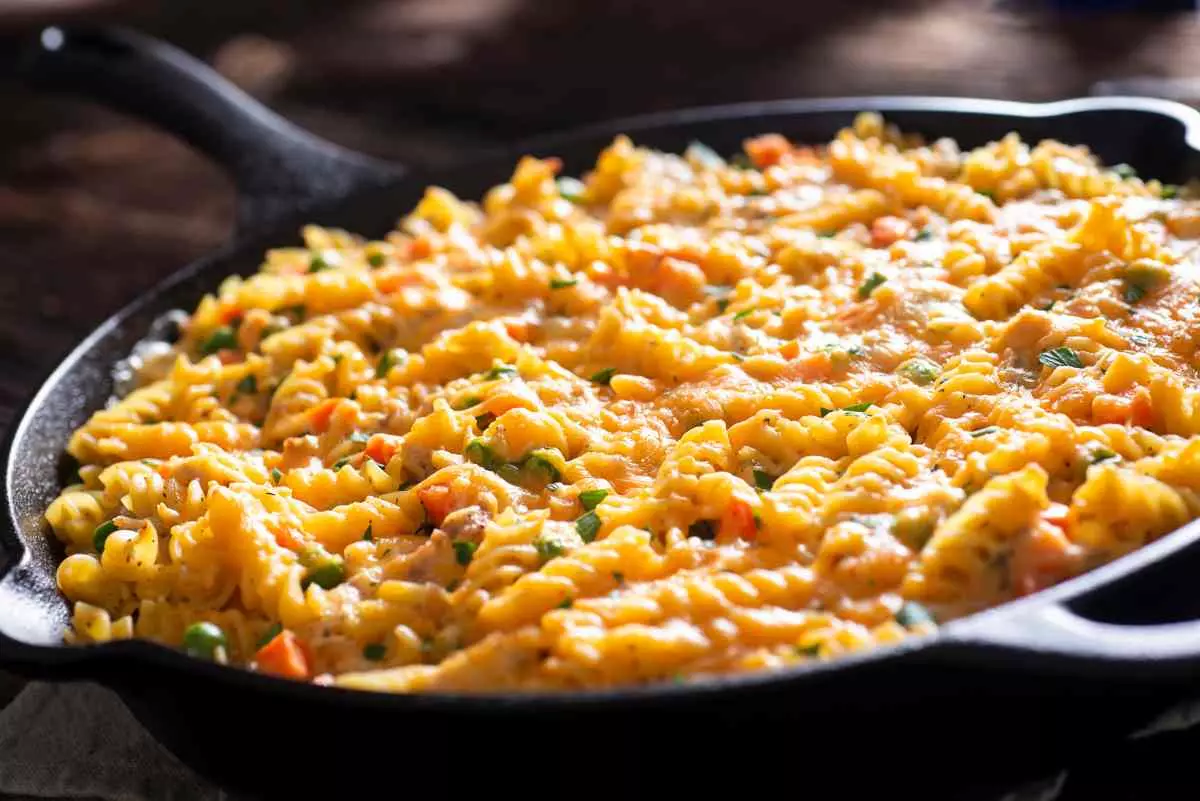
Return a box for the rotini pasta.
[45,115,1200,692]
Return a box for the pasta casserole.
[45,112,1200,692]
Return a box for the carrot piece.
[409,236,432,260]
[418,484,454,526]
[1092,395,1133,426]
[308,399,341,434]
[1011,517,1078,597]
[1041,502,1069,529]
[218,305,243,325]
[364,435,398,465]
[255,630,311,680]
[780,340,800,360]
[719,498,758,541]
[870,216,911,247]
[744,134,791,169]
[1130,387,1154,428]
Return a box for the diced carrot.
[364,435,399,465]
[1130,387,1154,428]
[543,156,563,175]
[654,256,706,304]
[273,526,302,552]
[1011,519,1078,598]
[374,267,414,294]
[780,340,800,360]
[870,216,912,248]
[255,630,311,680]
[1040,502,1070,529]
[409,236,432,260]
[587,261,622,289]
[719,498,758,541]
[218,305,243,325]
[1092,395,1133,426]
[308,399,342,434]
[744,134,792,169]
[505,320,532,342]
[418,484,454,526]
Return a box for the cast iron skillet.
[7,25,1200,798]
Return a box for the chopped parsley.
[752,469,775,491]
[453,540,477,565]
[897,357,940,386]
[857,272,887,299]
[302,558,346,590]
[1038,347,1083,369]
[534,535,566,561]
[578,488,609,510]
[576,511,602,543]
[200,326,237,355]
[270,468,283,484]
[549,277,578,289]
[484,364,518,380]
[590,367,617,386]
[732,308,756,322]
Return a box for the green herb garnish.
[92,520,118,553]
[256,623,282,650]
[523,452,562,483]
[182,622,228,659]
[200,326,237,355]
[733,308,756,322]
[484,364,518,380]
[753,469,774,491]
[534,535,566,561]
[576,511,602,543]
[1038,347,1083,369]
[579,488,609,511]
[590,367,617,386]
[463,439,499,471]
[971,426,999,438]
[857,272,887,299]
[302,558,346,590]
[550,277,578,289]
[367,250,387,268]
[271,468,283,484]
[376,349,400,379]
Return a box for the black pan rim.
[5,93,1200,709]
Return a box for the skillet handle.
[20,25,403,235]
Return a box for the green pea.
[200,326,237,355]
[182,621,228,659]
[303,558,346,590]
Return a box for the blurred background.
[4,0,1200,437]
[1,0,1200,421]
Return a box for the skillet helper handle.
[20,25,402,234]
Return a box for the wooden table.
[2,1,1200,796]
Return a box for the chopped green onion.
[200,326,237,355]
[1038,347,1083,369]
[842,402,873,413]
[182,622,227,659]
[302,558,346,590]
[453,540,477,565]
[578,488,609,510]
[256,623,282,650]
[914,228,933,241]
[475,412,496,431]
[92,520,118,552]
[1161,184,1180,199]
[550,277,578,289]
[453,396,481,411]
[688,519,718,540]
[556,597,573,609]
[332,456,353,471]
[753,469,774,491]
[576,511,602,543]
[270,468,283,484]
[556,176,587,203]
[733,308,756,322]
[896,357,940,386]
[363,643,387,661]
[308,252,338,273]
[363,522,373,541]
[484,364,518,380]
[376,349,400,379]
[534,535,566,562]
[522,452,562,483]
[795,643,821,657]
[896,601,935,628]
[857,272,887,299]
[971,426,999,438]
[590,367,617,386]
[1091,448,1118,464]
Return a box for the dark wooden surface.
[3,1,1200,796]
